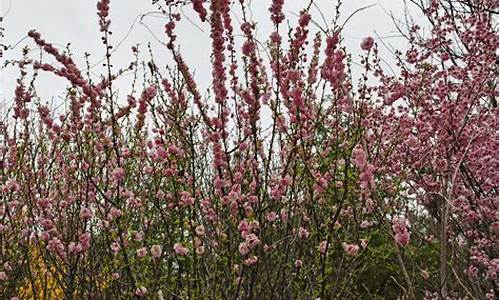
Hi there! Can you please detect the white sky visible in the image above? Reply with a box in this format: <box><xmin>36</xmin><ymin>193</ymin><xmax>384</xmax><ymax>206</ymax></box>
<box><xmin>1</xmin><ymin>0</ymin><xmax>423</xmax><ymax>110</ymax></box>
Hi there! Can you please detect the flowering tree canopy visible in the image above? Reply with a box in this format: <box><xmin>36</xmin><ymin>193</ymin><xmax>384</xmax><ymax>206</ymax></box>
<box><xmin>0</xmin><ymin>0</ymin><xmax>498</xmax><ymax>299</ymax></box>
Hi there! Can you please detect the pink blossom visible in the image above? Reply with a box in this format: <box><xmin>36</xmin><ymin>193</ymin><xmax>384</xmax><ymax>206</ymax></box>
<box><xmin>79</xmin><ymin>233</ymin><xmax>91</xmax><ymax>251</ymax></box>
<box><xmin>194</xmin><ymin>237</ymin><xmax>202</xmax><ymax>248</ymax></box>
<box><xmin>156</xmin><ymin>146</ymin><xmax>168</xmax><ymax>159</ymax></box>
<box><xmin>112</xmin><ymin>167</ymin><xmax>125</xmax><ymax>181</ymax></box>
<box><xmin>242</xmin><ymin>41</ymin><xmax>256</xmax><ymax>56</ymax></box>
<box><xmin>79</xmin><ymin>207</ymin><xmax>93</xmax><ymax>220</ymax></box>
<box><xmin>239</xmin><ymin>242</ymin><xmax>250</xmax><ymax>255</ymax></box>
<box><xmin>270</xmin><ymin>31</ymin><xmax>281</xmax><ymax>44</ymax></box>
<box><xmin>269</xmin><ymin>0</ymin><xmax>285</xmax><ymax>24</ymax></box>
<box><xmin>151</xmin><ymin>245</ymin><xmax>162</xmax><ymax>258</ymax></box>
<box><xmin>298</xmin><ymin>12</ymin><xmax>311</xmax><ymax>27</ymax></box>
<box><xmin>180</xmin><ymin>191</ymin><xmax>195</xmax><ymax>207</ymax></box>
<box><xmin>360</xmin><ymin>220</ymin><xmax>372</xmax><ymax>229</ymax></box>
<box><xmin>122</xmin><ymin>189</ymin><xmax>134</xmax><ymax>199</ymax></box>
<box><xmin>245</xmin><ymin>233</ymin><xmax>260</xmax><ymax>249</ymax></box>
<box><xmin>352</xmin><ymin>144</ymin><xmax>367</xmax><ymax>169</ymax></box>
<box><xmin>271</xmin><ymin>187</ymin><xmax>283</xmax><ymax>200</ymax></box>
<box><xmin>319</xmin><ymin>240</ymin><xmax>328</xmax><ymax>254</ymax></box>
<box><xmin>196</xmin><ymin>245</ymin><xmax>205</xmax><ymax>255</ymax></box>
<box><xmin>244</xmin><ymin>256</ymin><xmax>258</xmax><ymax>266</ymax></box>
<box><xmin>467</xmin><ymin>265</ymin><xmax>478</xmax><ymax>278</ymax></box>
<box><xmin>134</xmin><ymin>231</ymin><xmax>144</xmax><ymax>242</ymax></box>
<box><xmin>360</xmin><ymin>36</ymin><xmax>374</xmax><ymax>51</ymax></box>
<box><xmin>192</xmin><ymin>0</ymin><xmax>207</xmax><ymax>22</ymax></box>
<box><xmin>135</xmin><ymin>286</ymin><xmax>148</xmax><ymax>297</ymax></box>
<box><xmin>111</xmin><ymin>242</ymin><xmax>121</xmax><ymax>254</ymax></box>
<box><xmin>195</xmin><ymin>225</ymin><xmax>205</xmax><ymax>236</ymax></box>
<box><xmin>214</xmin><ymin>177</ymin><xmax>224</xmax><ymax>190</ymax></box>
<box><xmin>3</xmin><ymin>263</ymin><xmax>11</xmax><ymax>272</ymax></box>
<box><xmin>238</xmin><ymin>220</ymin><xmax>249</xmax><ymax>235</ymax></box>
<box><xmin>127</xmin><ymin>198</ymin><xmax>143</xmax><ymax>209</ymax></box>
<box><xmin>137</xmin><ymin>247</ymin><xmax>148</xmax><ymax>258</ymax></box>
<box><xmin>342</xmin><ymin>242</ymin><xmax>360</xmax><ymax>256</ymax></box>
<box><xmin>298</xmin><ymin>227</ymin><xmax>309</xmax><ymax>239</ymax></box>
<box><xmin>40</xmin><ymin>219</ymin><xmax>54</xmax><ymax>230</ymax></box>
<box><xmin>240</xmin><ymin>22</ymin><xmax>252</xmax><ymax>35</ymax></box>
<box><xmin>392</xmin><ymin>218</ymin><xmax>410</xmax><ymax>247</ymax></box>
<box><xmin>145</xmin><ymin>85</ymin><xmax>157</xmax><ymax>99</ymax></box>
<box><xmin>294</xmin><ymin>259</ymin><xmax>303</xmax><ymax>268</ymax></box>
<box><xmin>68</xmin><ymin>242</ymin><xmax>77</xmax><ymax>254</ymax></box>
<box><xmin>266</xmin><ymin>211</ymin><xmax>278</xmax><ymax>223</ymax></box>
<box><xmin>47</xmin><ymin>237</ymin><xmax>65</xmax><ymax>257</ymax></box>
<box><xmin>394</xmin><ymin>231</ymin><xmax>410</xmax><ymax>247</ymax></box>
<box><xmin>109</xmin><ymin>207</ymin><xmax>122</xmax><ymax>220</ymax></box>
<box><xmin>168</xmin><ymin>145</ymin><xmax>180</xmax><ymax>155</ymax></box>
<box><xmin>173</xmin><ymin>243</ymin><xmax>188</xmax><ymax>256</ymax></box>
<box><xmin>280</xmin><ymin>209</ymin><xmax>289</xmax><ymax>222</ymax></box>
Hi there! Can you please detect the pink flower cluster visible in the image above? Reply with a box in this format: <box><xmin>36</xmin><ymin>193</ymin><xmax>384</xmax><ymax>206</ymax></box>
<box><xmin>342</xmin><ymin>242</ymin><xmax>360</xmax><ymax>256</ymax></box>
<box><xmin>392</xmin><ymin>218</ymin><xmax>410</xmax><ymax>247</ymax></box>
<box><xmin>360</xmin><ymin>36</ymin><xmax>374</xmax><ymax>51</ymax></box>
<box><xmin>352</xmin><ymin>144</ymin><xmax>375</xmax><ymax>194</ymax></box>
<box><xmin>96</xmin><ymin>0</ymin><xmax>111</xmax><ymax>32</ymax></box>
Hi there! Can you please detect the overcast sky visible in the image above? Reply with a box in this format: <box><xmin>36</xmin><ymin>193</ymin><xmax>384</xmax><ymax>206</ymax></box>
<box><xmin>1</xmin><ymin>0</ymin><xmax>423</xmax><ymax>112</ymax></box>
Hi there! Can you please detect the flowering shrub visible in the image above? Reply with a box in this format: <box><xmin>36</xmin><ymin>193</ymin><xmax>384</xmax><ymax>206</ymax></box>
<box><xmin>0</xmin><ymin>0</ymin><xmax>498</xmax><ymax>299</ymax></box>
